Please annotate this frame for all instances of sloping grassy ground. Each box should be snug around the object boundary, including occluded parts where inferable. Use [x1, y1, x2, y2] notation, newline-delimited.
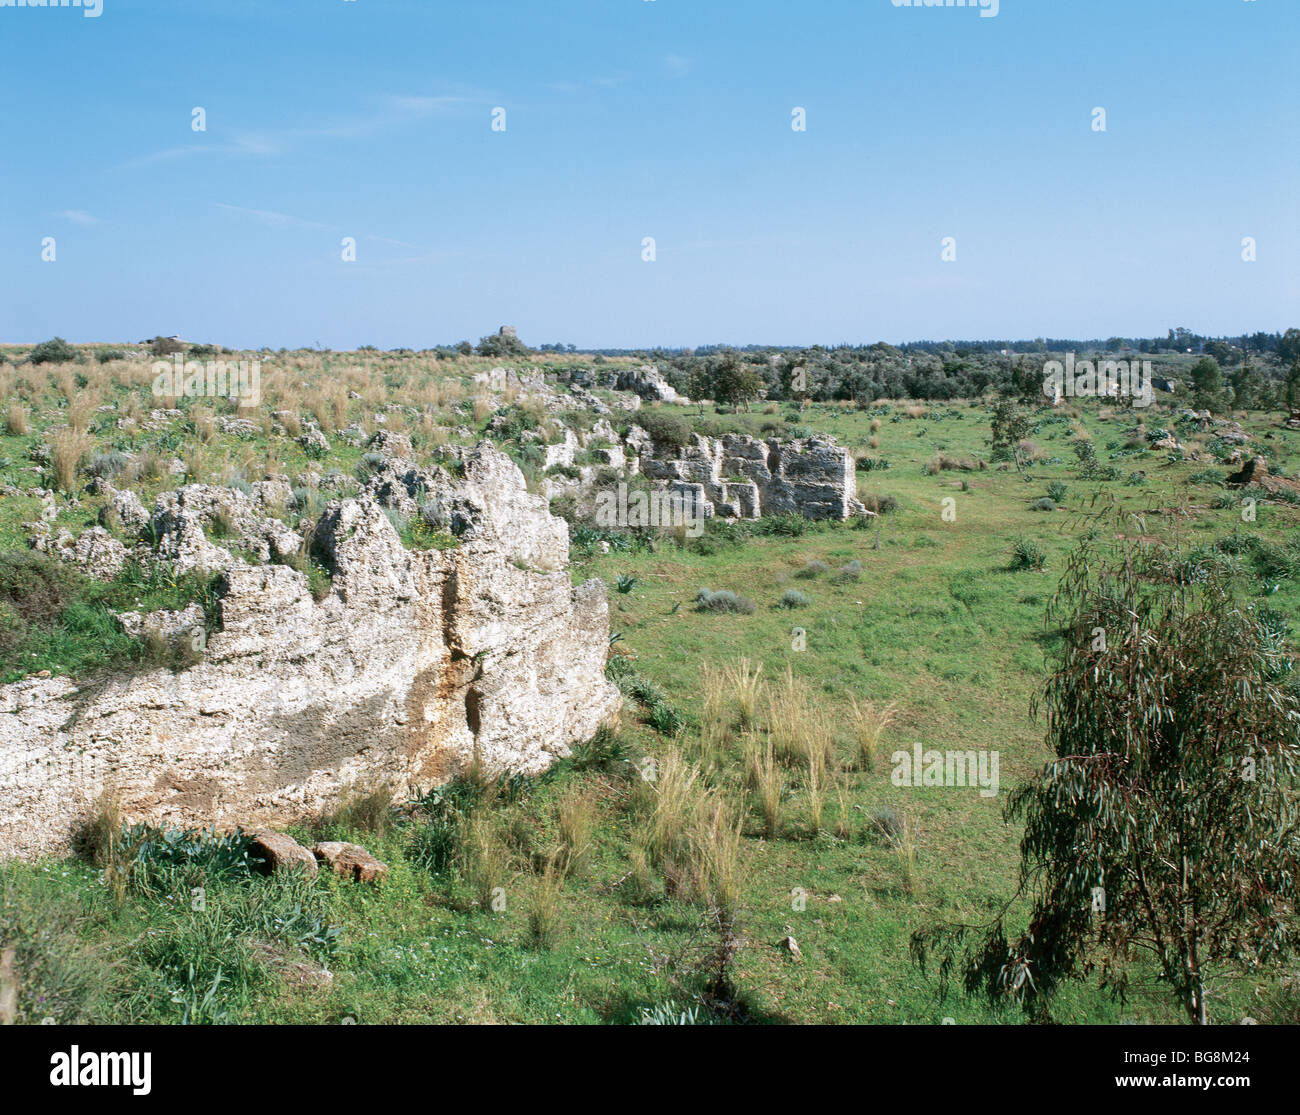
[2, 363, 1299, 1024]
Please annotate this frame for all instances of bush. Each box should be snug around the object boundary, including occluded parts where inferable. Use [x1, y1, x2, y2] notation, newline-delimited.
[1046, 481, 1068, 503]
[793, 560, 829, 579]
[695, 588, 756, 615]
[831, 560, 863, 584]
[95, 348, 126, 364]
[1031, 497, 1056, 512]
[28, 337, 78, 364]
[1010, 538, 1048, 571]
[779, 589, 812, 609]
[148, 336, 186, 357]
[859, 493, 899, 516]
[637, 411, 693, 450]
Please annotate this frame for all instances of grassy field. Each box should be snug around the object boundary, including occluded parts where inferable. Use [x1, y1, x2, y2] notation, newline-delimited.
[3, 349, 1299, 1025]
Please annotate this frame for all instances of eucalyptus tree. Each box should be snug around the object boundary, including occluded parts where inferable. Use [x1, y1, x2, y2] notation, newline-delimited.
[913, 529, 1300, 1023]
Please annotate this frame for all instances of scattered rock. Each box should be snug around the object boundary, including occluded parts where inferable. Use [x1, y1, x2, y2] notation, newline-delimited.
[779, 935, 802, 960]
[312, 841, 389, 883]
[246, 828, 318, 877]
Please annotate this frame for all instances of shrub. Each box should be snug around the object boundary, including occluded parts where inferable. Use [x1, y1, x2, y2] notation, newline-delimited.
[95, 348, 126, 364]
[1010, 537, 1048, 571]
[5, 404, 28, 436]
[636, 411, 693, 450]
[858, 493, 899, 516]
[779, 589, 812, 609]
[1031, 497, 1056, 512]
[695, 588, 756, 615]
[793, 560, 829, 579]
[1046, 481, 1068, 503]
[28, 337, 78, 364]
[831, 560, 863, 585]
[148, 336, 186, 357]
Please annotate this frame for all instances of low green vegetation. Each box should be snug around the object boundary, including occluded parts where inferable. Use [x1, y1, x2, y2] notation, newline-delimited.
[3, 342, 1299, 1024]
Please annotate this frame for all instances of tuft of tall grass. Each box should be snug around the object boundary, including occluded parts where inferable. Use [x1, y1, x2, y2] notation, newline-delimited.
[744, 738, 783, 840]
[526, 856, 566, 949]
[50, 428, 92, 492]
[848, 696, 897, 770]
[555, 786, 597, 878]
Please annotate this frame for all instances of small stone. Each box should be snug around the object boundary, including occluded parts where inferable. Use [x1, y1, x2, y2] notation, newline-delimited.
[779, 935, 801, 960]
[246, 828, 318, 877]
[312, 841, 388, 883]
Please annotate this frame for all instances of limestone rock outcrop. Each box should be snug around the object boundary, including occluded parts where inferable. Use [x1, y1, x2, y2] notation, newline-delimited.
[0, 444, 621, 861]
[639, 433, 863, 521]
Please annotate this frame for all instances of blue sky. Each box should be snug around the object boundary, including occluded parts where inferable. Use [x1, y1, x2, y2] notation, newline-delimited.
[1, 0, 1296, 349]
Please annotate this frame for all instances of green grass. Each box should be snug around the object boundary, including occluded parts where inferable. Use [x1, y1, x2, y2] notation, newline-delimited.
[3, 352, 1300, 1024]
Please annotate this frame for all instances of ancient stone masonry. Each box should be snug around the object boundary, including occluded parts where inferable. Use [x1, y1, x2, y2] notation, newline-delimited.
[0, 444, 621, 861]
[639, 433, 864, 521]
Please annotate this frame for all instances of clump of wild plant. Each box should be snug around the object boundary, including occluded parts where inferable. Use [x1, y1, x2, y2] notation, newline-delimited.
[695, 588, 756, 615]
[831, 560, 863, 584]
[723, 657, 764, 728]
[848, 696, 897, 769]
[744, 738, 783, 840]
[1010, 537, 1048, 571]
[526, 855, 566, 950]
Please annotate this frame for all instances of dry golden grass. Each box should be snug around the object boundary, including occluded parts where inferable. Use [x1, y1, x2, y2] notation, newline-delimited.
[191, 405, 215, 444]
[460, 812, 512, 912]
[744, 737, 783, 840]
[805, 749, 826, 835]
[724, 657, 764, 728]
[5, 403, 27, 436]
[686, 791, 746, 921]
[555, 786, 597, 878]
[641, 746, 701, 869]
[526, 855, 566, 949]
[50, 428, 92, 492]
[848, 696, 897, 769]
[700, 664, 730, 754]
[765, 664, 835, 769]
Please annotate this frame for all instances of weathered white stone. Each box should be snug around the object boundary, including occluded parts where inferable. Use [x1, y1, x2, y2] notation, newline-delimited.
[0, 444, 621, 861]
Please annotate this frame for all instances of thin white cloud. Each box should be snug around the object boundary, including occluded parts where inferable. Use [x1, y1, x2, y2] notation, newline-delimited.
[214, 203, 333, 231]
[664, 54, 692, 78]
[54, 209, 100, 226]
[116, 92, 482, 169]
